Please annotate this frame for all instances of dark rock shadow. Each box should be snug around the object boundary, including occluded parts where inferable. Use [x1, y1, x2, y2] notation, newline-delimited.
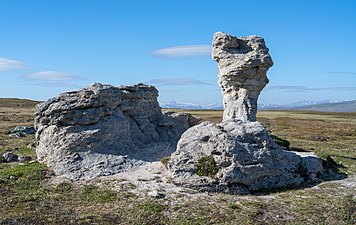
[289, 147, 310, 152]
[126, 142, 177, 163]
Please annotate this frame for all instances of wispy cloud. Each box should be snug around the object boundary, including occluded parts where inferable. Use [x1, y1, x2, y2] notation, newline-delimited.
[0, 57, 83, 88]
[326, 71, 356, 75]
[23, 70, 83, 87]
[266, 85, 356, 92]
[146, 78, 211, 86]
[151, 45, 211, 58]
[0, 57, 25, 71]
[24, 71, 80, 81]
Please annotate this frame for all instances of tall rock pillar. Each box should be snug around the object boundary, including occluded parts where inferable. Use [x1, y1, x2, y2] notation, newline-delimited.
[212, 32, 273, 121]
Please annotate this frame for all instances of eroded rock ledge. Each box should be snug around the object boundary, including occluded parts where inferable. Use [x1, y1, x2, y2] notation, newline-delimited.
[35, 83, 199, 180]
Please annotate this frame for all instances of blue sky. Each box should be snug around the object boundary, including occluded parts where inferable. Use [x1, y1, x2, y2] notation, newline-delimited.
[1, 0, 356, 105]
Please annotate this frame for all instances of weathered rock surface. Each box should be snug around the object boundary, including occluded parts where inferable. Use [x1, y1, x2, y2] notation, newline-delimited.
[35, 83, 199, 180]
[168, 32, 324, 193]
[212, 32, 273, 122]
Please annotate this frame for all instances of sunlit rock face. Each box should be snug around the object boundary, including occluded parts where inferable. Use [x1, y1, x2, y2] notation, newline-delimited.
[168, 32, 324, 194]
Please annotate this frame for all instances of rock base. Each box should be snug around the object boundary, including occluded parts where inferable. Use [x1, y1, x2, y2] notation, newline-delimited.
[168, 120, 324, 193]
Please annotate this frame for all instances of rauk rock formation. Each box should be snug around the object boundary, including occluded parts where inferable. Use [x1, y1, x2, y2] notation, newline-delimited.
[35, 83, 199, 179]
[34, 32, 324, 193]
[167, 32, 324, 193]
[212, 32, 273, 122]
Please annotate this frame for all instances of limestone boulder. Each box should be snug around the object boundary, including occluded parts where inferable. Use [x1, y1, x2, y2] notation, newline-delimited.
[35, 83, 199, 179]
[168, 120, 323, 193]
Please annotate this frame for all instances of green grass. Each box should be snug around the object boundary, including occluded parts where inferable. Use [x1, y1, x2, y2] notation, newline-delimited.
[0, 162, 44, 180]
[81, 185, 118, 203]
[138, 200, 166, 213]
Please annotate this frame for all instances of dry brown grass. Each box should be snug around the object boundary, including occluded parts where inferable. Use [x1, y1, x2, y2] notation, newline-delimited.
[163, 109, 223, 123]
[0, 100, 355, 224]
[0, 99, 38, 152]
[0, 98, 40, 108]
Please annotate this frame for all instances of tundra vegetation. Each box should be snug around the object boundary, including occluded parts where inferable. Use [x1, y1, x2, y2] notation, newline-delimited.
[0, 98, 355, 224]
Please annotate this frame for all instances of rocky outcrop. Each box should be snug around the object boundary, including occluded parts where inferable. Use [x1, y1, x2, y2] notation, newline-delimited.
[35, 83, 199, 180]
[212, 32, 273, 122]
[167, 32, 324, 193]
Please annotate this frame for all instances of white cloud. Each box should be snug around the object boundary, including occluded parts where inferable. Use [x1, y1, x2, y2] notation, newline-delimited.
[25, 71, 78, 81]
[151, 45, 212, 58]
[0, 57, 25, 71]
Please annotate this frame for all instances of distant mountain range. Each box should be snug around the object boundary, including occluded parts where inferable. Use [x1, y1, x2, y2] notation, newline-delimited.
[160, 100, 356, 112]
[1, 98, 354, 112]
[160, 101, 223, 110]
[291, 100, 356, 112]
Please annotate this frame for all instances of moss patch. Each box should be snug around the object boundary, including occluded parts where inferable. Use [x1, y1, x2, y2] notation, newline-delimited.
[160, 155, 170, 168]
[196, 156, 219, 177]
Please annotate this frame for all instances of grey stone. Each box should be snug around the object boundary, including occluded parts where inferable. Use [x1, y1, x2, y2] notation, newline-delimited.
[2, 152, 19, 162]
[11, 126, 36, 134]
[167, 32, 324, 193]
[9, 132, 26, 138]
[18, 156, 32, 162]
[147, 190, 165, 198]
[34, 83, 199, 180]
[9, 126, 36, 138]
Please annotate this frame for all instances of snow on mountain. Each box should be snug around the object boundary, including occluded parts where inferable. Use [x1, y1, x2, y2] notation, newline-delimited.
[160, 101, 223, 109]
[160, 100, 348, 110]
[258, 100, 346, 110]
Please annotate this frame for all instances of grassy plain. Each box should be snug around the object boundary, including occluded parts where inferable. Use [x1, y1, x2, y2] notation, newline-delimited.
[0, 99, 355, 224]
